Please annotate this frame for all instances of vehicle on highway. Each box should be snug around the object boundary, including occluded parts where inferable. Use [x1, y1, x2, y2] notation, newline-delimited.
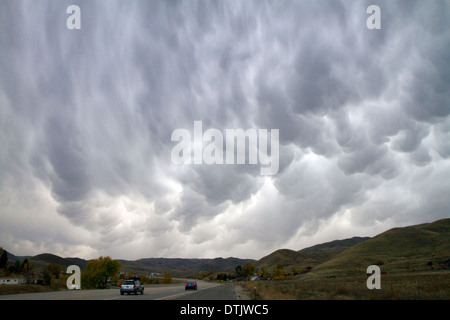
[120, 279, 144, 295]
[185, 281, 197, 290]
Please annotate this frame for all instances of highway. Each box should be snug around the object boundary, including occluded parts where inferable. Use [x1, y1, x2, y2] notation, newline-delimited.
[0, 280, 248, 300]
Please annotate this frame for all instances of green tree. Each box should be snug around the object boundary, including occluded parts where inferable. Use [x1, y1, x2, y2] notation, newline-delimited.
[21, 258, 29, 275]
[7, 263, 16, 274]
[235, 265, 243, 278]
[21, 258, 34, 284]
[140, 274, 151, 284]
[242, 262, 255, 279]
[14, 259, 22, 274]
[14, 260, 21, 274]
[42, 269, 52, 286]
[47, 263, 62, 279]
[217, 273, 229, 281]
[273, 263, 285, 279]
[162, 272, 172, 284]
[82, 256, 121, 289]
[0, 248, 7, 269]
[258, 268, 269, 279]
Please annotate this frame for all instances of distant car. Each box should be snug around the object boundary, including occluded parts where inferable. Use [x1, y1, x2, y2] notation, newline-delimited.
[120, 279, 144, 295]
[185, 281, 197, 290]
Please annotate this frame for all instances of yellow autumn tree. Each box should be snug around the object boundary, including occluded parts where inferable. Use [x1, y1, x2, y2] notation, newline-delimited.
[82, 256, 121, 289]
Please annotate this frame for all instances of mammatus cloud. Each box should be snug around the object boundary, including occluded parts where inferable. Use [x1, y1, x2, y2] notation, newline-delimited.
[0, 0, 449, 260]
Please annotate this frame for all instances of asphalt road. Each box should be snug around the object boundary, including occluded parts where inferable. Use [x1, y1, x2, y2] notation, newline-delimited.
[0, 280, 248, 300]
[174, 283, 242, 300]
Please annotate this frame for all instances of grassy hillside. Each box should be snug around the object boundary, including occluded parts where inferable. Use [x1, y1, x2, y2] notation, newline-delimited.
[256, 237, 370, 273]
[299, 237, 370, 255]
[257, 249, 312, 273]
[306, 218, 450, 278]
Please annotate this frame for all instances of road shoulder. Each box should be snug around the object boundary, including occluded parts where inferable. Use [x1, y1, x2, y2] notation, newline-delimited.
[234, 284, 251, 300]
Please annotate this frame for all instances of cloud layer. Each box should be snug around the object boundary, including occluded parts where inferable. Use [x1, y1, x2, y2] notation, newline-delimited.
[1, 0, 449, 260]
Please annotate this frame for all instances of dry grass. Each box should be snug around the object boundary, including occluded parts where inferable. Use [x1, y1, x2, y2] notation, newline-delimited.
[0, 284, 61, 295]
[241, 271, 450, 300]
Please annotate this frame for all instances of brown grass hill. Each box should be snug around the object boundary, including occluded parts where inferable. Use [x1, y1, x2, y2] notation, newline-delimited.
[256, 237, 370, 274]
[305, 218, 450, 278]
[30, 253, 75, 270]
[256, 249, 309, 273]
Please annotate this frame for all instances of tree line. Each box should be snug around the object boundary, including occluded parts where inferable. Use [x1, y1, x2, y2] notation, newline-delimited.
[233, 262, 306, 280]
[0, 248, 172, 289]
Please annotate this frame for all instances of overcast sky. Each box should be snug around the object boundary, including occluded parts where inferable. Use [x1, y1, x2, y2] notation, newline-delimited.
[0, 0, 449, 260]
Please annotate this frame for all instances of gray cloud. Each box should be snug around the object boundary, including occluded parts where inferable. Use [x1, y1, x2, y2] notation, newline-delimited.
[0, 0, 449, 260]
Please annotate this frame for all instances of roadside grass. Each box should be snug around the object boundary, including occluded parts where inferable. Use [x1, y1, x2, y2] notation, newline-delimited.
[0, 284, 63, 295]
[241, 271, 450, 300]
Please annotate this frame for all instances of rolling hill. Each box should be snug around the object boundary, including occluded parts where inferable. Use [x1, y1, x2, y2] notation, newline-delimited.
[305, 218, 450, 278]
[30, 253, 75, 270]
[256, 237, 370, 273]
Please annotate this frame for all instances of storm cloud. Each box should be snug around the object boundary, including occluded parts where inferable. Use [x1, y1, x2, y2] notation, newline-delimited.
[0, 0, 449, 260]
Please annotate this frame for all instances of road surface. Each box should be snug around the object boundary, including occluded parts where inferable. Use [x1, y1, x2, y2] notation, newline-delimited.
[0, 280, 249, 300]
